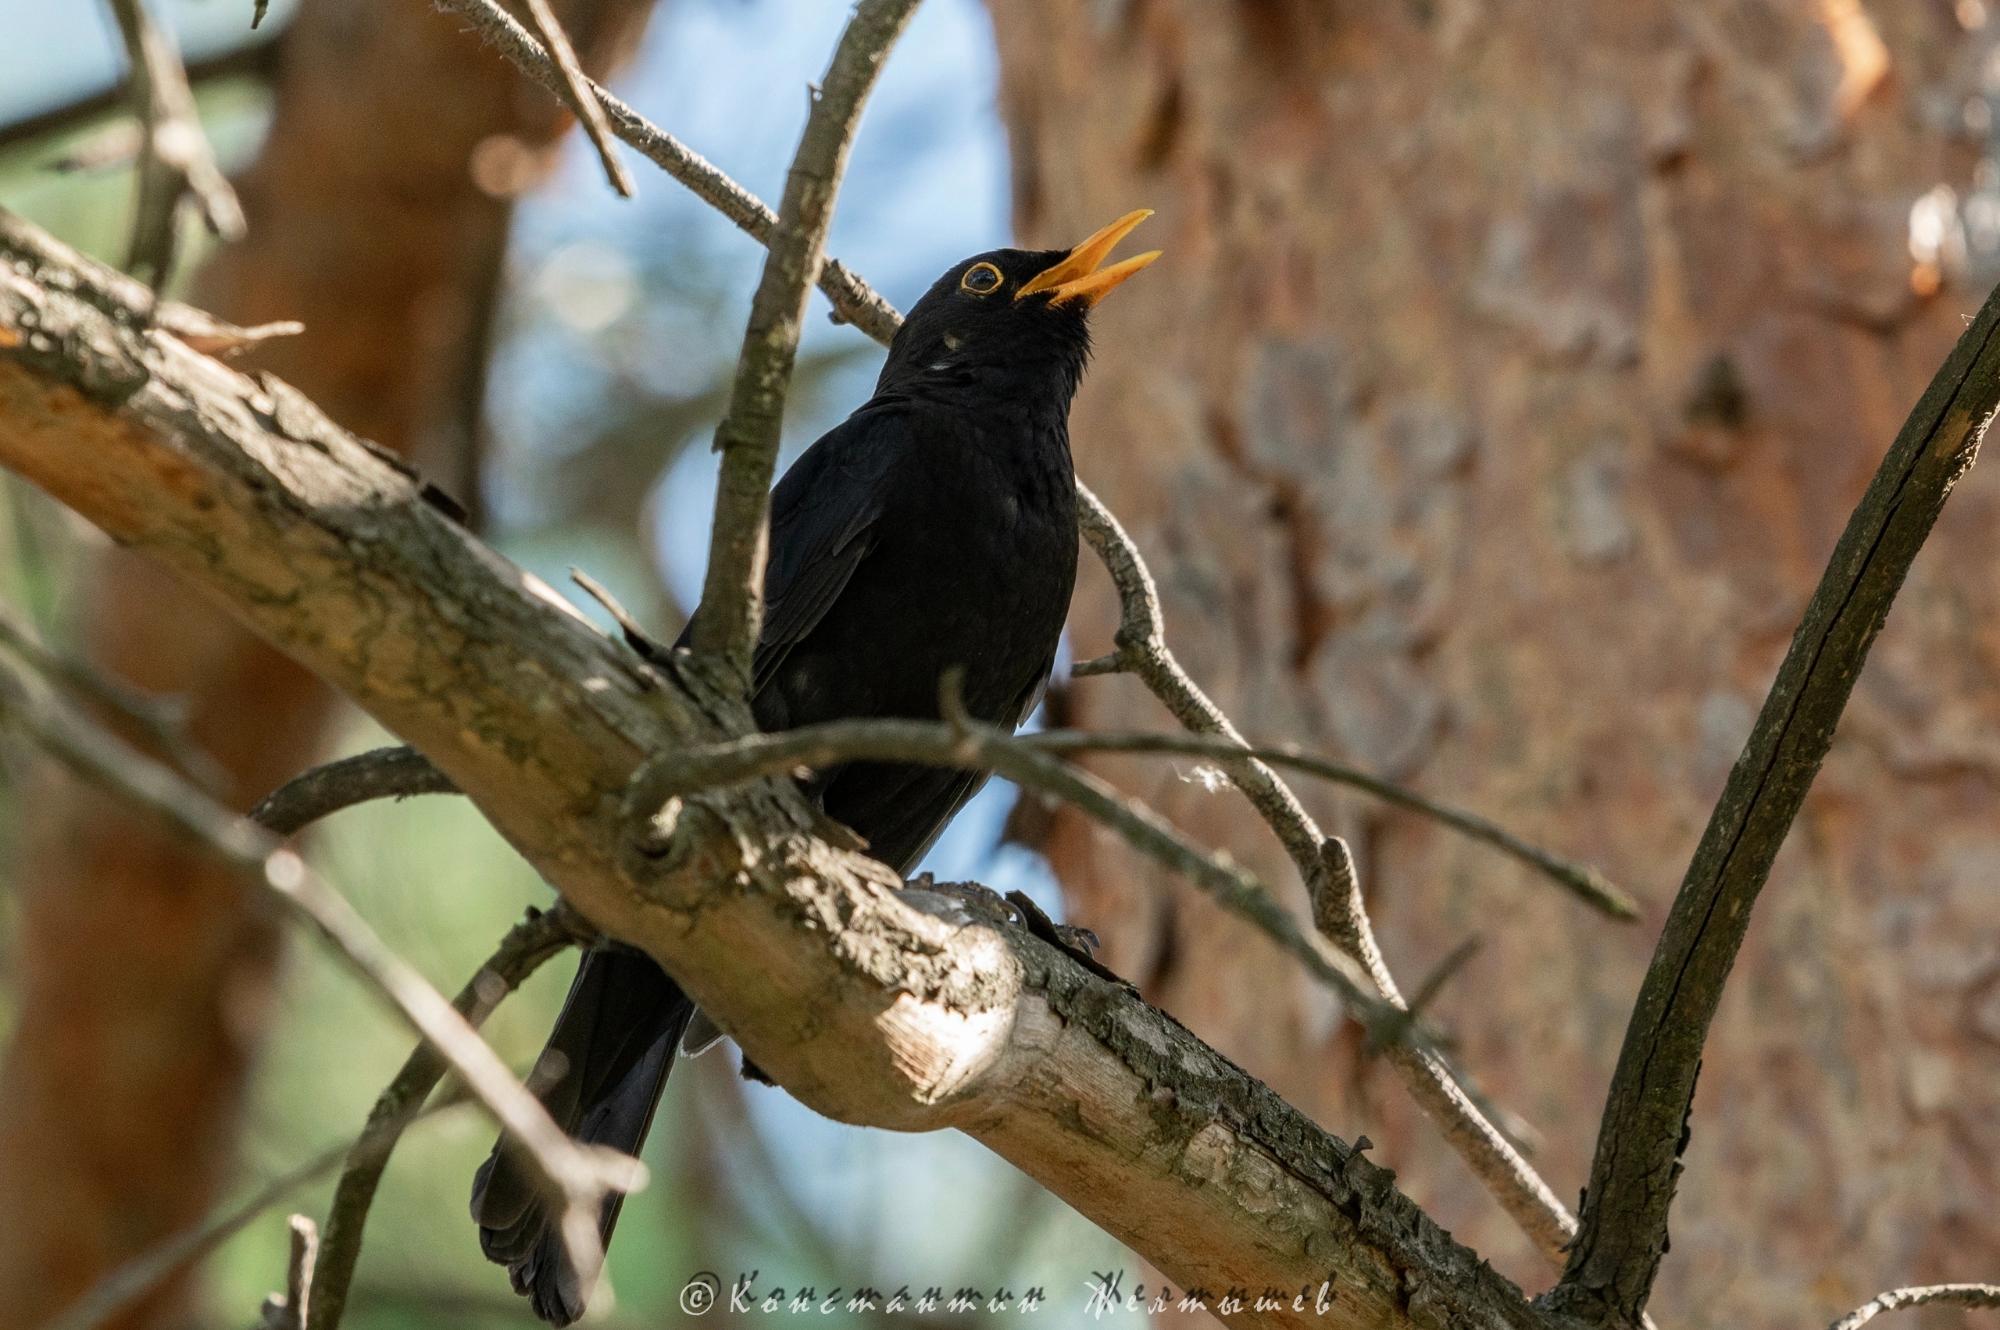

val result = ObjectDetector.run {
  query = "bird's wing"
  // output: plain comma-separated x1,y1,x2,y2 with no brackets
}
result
751,403,909,695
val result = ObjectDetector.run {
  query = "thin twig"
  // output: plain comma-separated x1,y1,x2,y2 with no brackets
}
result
1028,730,1630,917
104,0,246,288
516,0,633,198
434,0,904,343
1078,486,1581,1265
304,905,593,1330
0,666,640,1296
1553,278,2000,1326
629,714,1412,1044
256,1215,318,1330
251,744,458,836
0,597,226,790
0,208,296,352
689,0,922,681
1827,1283,2000,1330
40,1103,468,1330
621,717,1618,912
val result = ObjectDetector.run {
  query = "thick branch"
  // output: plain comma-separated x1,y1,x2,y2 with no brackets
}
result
689,0,920,677
0,209,1550,1330
1553,280,2000,1326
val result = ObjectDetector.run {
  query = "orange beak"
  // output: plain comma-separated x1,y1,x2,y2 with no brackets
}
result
1015,209,1161,308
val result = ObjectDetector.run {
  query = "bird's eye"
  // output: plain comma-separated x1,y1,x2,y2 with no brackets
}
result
960,262,1003,296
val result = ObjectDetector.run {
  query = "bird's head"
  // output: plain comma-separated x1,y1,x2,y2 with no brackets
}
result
876,209,1160,410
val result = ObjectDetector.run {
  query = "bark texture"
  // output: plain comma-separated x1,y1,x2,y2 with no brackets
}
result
988,5,2000,1323
0,4,649,1326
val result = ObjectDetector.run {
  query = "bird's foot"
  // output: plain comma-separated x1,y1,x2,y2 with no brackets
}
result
897,876,1132,991
900,873,1022,930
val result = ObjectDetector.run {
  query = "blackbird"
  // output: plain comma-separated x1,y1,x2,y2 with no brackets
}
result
469,211,1159,1324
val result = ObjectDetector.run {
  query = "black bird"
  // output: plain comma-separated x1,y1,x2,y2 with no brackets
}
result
469,211,1160,1324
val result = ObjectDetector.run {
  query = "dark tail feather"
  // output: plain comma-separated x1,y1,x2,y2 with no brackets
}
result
470,945,696,1326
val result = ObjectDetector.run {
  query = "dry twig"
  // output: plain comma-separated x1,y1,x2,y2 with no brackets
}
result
303,906,594,1330
40,1106,465,1330
252,744,458,836
0,664,638,1300
689,0,922,679
0,206,295,351
104,0,246,287
433,0,904,343
256,1215,318,1330
0,599,226,789
516,0,633,198
1076,484,1581,1265
1826,1283,2000,1330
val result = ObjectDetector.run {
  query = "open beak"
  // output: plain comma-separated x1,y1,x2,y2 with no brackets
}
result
1016,209,1161,307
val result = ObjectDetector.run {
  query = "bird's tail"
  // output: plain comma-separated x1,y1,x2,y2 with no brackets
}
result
470,945,696,1326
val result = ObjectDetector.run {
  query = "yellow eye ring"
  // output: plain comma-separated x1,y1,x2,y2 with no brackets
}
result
960,261,1003,295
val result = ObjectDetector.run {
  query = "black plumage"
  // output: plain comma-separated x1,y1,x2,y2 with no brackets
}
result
469,214,1158,1325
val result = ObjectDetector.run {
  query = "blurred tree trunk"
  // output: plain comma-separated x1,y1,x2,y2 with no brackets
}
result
0,3,651,1326
991,4,2000,1324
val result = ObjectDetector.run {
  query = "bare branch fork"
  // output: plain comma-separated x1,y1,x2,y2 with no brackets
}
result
102,0,246,288
1,641,593,1330
0,663,636,1313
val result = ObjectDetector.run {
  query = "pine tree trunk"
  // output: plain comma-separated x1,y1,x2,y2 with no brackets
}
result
0,5,649,1326
991,5,2000,1323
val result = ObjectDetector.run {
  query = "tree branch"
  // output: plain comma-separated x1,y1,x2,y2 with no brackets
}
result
0,596,227,788
1026,730,1629,917
1076,484,1583,1267
304,905,593,1330
256,1215,317,1330
434,0,904,344
689,0,920,679
628,709,1406,1041
0,205,298,353
1827,1283,2000,1330
515,0,633,198
0,28,281,157
1552,278,2000,1327
0,656,639,1293
41,1100,466,1330
104,0,246,288
0,206,1552,1330
251,744,458,836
